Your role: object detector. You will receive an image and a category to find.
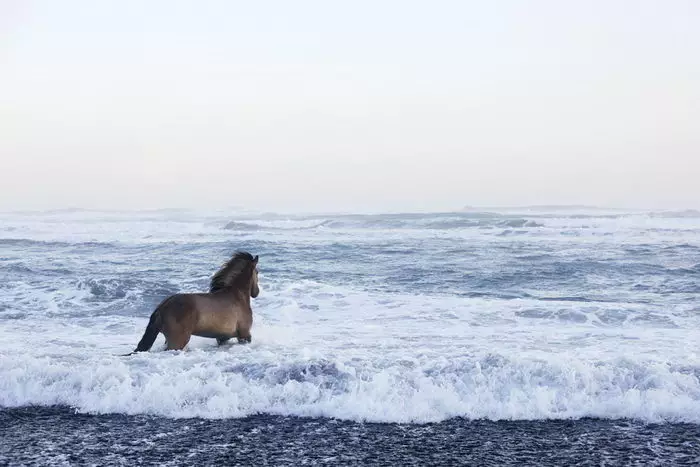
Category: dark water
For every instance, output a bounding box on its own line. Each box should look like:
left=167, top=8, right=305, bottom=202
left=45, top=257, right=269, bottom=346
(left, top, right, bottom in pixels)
left=1, top=407, right=699, bottom=466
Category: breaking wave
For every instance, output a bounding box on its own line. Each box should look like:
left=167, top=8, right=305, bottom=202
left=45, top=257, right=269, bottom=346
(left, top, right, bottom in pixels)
left=1, top=351, right=698, bottom=423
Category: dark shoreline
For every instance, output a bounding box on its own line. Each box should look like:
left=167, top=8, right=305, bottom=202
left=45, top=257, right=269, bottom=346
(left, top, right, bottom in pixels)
left=2, top=406, right=699, bottom=466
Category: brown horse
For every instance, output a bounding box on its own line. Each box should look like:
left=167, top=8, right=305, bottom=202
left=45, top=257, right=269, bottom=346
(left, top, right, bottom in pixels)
left=131, top=251, right=260, bottom=353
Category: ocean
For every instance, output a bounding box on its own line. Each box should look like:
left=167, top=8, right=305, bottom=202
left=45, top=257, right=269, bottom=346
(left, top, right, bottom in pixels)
left=1, top=208, right=699, bottom=465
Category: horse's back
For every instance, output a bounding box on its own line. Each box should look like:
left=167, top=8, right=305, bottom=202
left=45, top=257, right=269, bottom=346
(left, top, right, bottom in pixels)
left=156, top=293, right=198, bottom=327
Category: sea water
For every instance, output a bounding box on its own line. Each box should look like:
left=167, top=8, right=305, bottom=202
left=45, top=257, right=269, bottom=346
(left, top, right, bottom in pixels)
left=1, top=208, right=699, bottom=464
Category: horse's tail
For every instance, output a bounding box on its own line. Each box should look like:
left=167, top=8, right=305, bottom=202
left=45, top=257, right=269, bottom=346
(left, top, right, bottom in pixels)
left=134, top=307, right=163, bottom=353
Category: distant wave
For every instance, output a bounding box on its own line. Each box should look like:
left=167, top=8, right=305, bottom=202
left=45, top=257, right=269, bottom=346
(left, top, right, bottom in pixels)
left=223, top=221, right=267, bottom=231
left=461, top=205, right=635, bottom=214
left=648, top=209, right=700, bottom=219
left=222, top=217, right=546, bottom=231
left=223, top=220, right=329, bottom=231
left=0, top=238, right=114, bottom=248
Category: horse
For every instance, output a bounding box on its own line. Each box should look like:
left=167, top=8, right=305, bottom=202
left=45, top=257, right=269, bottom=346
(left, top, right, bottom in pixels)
left=130, top=251, right=260, bottom=353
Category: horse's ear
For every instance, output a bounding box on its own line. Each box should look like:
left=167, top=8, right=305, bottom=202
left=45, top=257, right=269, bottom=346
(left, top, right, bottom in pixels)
left=253, top=255, right=259, bottom=264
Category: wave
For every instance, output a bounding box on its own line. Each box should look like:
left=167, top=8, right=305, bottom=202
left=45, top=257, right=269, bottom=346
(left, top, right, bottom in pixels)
left=1, top=351, right=698, bottom=424
left=648, top=209, right=700, bottom=219
left=222, top=216, right=546, bottom=231
left=75, top=277, right=179, bottom=304
left=0, top=238, right=114, bottom=248
left=325, top=217, right=545, bottom=230
left=223, top=220, right=329, bottom=231
left=223, top=221, right=268, bottom=231
left=461, top=206, right=700, bottom=220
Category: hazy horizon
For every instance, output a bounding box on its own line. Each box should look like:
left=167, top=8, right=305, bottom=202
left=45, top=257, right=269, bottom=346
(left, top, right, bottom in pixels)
left=2, top=1, right=699, bottom=213
left=3, top=203, right=699, bottom=217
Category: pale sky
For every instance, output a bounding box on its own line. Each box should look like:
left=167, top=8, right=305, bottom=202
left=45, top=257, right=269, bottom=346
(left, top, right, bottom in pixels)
left=1, top=0, right=698, bottom=213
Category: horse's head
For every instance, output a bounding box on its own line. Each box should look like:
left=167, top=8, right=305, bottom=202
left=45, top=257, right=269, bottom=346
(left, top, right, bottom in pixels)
left=250, top=255, right=260, bottom=298
left=209, top=251, right=261, bottom=298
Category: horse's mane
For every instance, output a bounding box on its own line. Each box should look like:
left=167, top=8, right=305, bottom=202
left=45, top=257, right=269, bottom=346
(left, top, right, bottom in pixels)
left=209, top=251, right=255, bottom=292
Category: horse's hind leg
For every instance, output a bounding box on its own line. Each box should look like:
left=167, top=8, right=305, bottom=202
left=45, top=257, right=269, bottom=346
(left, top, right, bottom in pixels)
left=165, top=330, right=191, bottom=351
left=237, top=328, right=251, bottom=344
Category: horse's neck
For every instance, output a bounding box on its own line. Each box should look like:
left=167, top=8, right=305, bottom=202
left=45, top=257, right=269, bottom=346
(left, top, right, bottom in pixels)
left=214, top=283, right=251, bottom=303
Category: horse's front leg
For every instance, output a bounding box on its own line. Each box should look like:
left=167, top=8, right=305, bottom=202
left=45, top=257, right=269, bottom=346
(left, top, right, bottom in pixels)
left=217, top=320, right=239, bottom=346
left=237, top=328, right=251, bottom=344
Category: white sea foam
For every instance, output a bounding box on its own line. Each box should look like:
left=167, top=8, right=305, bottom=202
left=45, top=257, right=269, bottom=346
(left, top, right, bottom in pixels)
left=1, top=329, right=699, bottom=423
left=1, top=283, right=699, bottom=423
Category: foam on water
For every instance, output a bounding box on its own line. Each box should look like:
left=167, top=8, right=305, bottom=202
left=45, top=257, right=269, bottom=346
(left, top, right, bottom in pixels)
left=1, top=209, right=699, bottom=423
left=1, top=321, right=699, bottom=423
